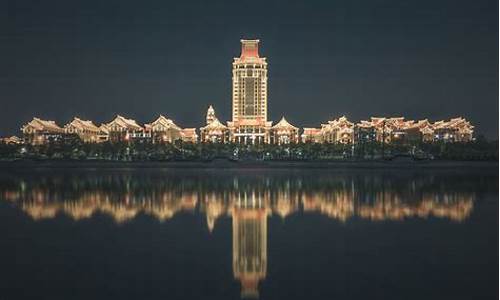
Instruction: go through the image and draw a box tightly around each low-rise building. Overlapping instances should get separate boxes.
[301,116,354,144]
[64,117,101,143]
[97,124,110,142]
[301,128,322,143]
[200,105,229,143]
[320,116,354,144]
[144,115,183,143]
[104,115,147,143]
[433,117,474,142]
[355,116,474,144]
[270,117,299,145]
[180,128,198,143]
[0,136,22,145]
[413,119,435,142]
[356,117,423,144]
[21,118,65,145]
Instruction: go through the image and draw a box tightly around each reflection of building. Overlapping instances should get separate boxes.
[0,174,480,299]
[202,192,228,232]
[21,117,65,145]
[232,193,268,298]
[228,40,272,144]
[5,178,475,224]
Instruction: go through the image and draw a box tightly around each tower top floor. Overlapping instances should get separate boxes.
[234,39,267,65]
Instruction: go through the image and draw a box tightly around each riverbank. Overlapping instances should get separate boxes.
[0,159,497,170]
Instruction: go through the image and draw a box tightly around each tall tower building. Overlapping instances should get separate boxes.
[228,39,272,144]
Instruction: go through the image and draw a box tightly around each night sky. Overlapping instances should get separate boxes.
[2,0,498,138]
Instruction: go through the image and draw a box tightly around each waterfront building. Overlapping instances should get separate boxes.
[180,128,198,143]
[371,117,406,143]
[0,136,22,144]
[320,116,355,144]
[433,117,474,142]
[12,38,476,147]
[97,124,110,142]
[356,117,426,144]
[144,115,183,143]
[64,117,101,143]
[228,40,272,144]
[354,122,377,144]
[355,117,474,144]
[270,117,299,145]
[104,115,148,143]
[200,105,229,143]
[300,116,354,144]
[21,117,64,145]
[301,128,322,143]
[413,119,435,142]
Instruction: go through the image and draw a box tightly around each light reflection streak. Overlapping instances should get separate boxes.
[0,173,478,298]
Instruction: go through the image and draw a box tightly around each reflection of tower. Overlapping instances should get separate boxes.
[232,192,267,298]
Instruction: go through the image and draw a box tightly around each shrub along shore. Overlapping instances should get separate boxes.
[0,137,497,163]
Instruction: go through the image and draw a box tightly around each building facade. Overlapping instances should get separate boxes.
[270,117,299,145]
[104,115,148,143]
[21,118,65,145]
[144,115,183,143]
[200,105,229,143]
[307,116,474,144]
[64,117,101,143]
[180,128,198,143]
[0,136,22,145]
[13,40,476,147]
[228,40,272,144]
[301,116,354,144]
[433,117,474,142]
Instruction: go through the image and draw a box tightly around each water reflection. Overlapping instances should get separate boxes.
[0,171,480,297]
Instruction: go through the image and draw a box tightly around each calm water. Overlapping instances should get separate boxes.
[0,167,497,300]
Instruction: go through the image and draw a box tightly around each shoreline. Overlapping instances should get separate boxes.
[0,159,497,170]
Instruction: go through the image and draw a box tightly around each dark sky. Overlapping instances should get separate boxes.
[2,0,498,138]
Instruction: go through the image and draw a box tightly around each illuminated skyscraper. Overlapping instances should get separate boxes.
[228,39,272,144]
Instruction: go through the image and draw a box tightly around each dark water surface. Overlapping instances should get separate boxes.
[0,167,497,300]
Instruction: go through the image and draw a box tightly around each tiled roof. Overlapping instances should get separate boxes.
[201,117,228,130]
[145,115,181,131]
[22,117,64,132]
[272,117,298,130]
[65,117,100,132]
[106,115,143,130]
